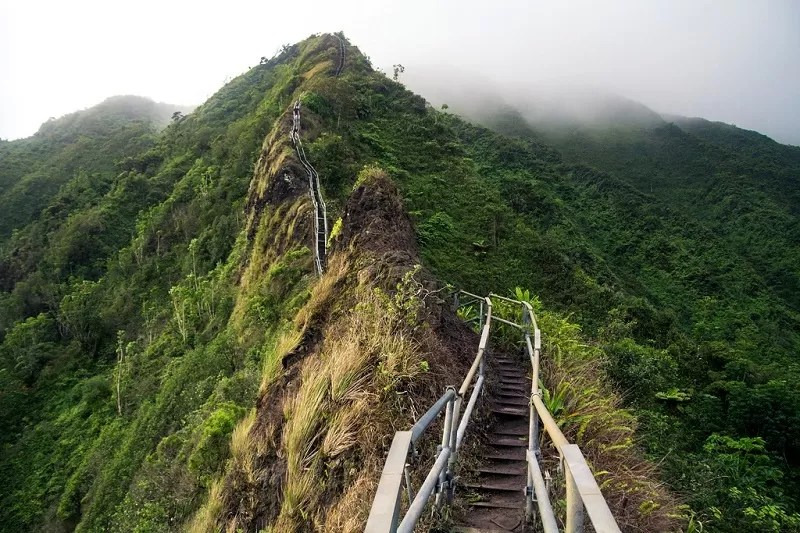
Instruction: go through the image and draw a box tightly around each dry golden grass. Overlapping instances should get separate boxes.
[293,254,349,330]
[272,278,424,531]
[260,329,303,395]
[184,477,225,533]
[323,468,381,532]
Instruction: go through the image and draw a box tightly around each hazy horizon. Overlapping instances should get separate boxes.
[2,0,798,145]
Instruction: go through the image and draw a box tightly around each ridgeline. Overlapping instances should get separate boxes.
[0,33,798,532]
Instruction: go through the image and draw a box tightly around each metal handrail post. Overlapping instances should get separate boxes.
[411,388,456,443]
[396,447,452,533]
[455,374,484,450]
[527,450,561,533]
[435,394,455,508]
[562,445,621,533]
[565,462,584,533]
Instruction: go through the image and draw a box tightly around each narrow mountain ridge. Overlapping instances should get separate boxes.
[0,32,797,533]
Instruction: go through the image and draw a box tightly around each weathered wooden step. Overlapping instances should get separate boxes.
[496,384,527,394]
[498,378,527,386]
[497,368,525,374]
[493,426,528,437]
[453,527,509,533]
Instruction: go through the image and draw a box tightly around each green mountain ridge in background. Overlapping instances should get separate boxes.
[0,33,798,532]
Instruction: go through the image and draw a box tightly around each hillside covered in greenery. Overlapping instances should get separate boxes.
[0,33,798,532]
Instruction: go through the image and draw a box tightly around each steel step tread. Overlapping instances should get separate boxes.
[492,427,528,437]
[494,397,528,407]
[464,482,522,492]
[468,501,522,510]
[489,436,529,447]
[475,465,527,476]
[490,406,528,416]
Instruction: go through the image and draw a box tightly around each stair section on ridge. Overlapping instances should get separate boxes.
[455,353,530,532]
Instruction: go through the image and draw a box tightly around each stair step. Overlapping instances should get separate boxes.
[494,397,528,407]
[464,482,522,493]
[498,375,527,382]
[475,465,526,476]
[493,426,528,437]
[491,406,527,417]
[496,392,527,400]
[480,451,526,462]
[497,368,524,374]
[481,446,526,461]
[453,526,508,533]
[489,436,528,447]
[497,374,526,382]
[469,501,522,510]
[496,385,527,394]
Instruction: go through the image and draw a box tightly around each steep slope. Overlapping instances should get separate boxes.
[465,100,800,531]
[0,96,192,245]
[0,32,797,533]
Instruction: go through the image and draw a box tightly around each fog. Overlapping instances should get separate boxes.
[1,0,798,144]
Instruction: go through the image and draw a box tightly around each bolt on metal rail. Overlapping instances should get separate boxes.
[364,290,622,533]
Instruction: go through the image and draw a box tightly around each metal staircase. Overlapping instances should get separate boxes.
[290,99,328,275]
[364,292,621,533]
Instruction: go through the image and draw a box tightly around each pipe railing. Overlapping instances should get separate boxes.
[365,291,620,533]
[364,293,492,533]
[488,293,621,533]
[291,99,328,275]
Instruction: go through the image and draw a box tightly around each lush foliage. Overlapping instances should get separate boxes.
[1,32,798,533]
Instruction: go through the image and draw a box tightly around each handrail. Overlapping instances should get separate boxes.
[457,297,492,397]
[410,388,455,443]
[291,99,328,275]
[365,290,620,533]
[487,293,620,533]
[364,292,492,533]
[527,450,560,533]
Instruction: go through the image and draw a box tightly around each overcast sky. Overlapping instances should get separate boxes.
[1,0,798,144]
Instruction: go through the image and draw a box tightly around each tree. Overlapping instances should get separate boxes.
[392,64,405,81]
[171,111,184,121]
[0,313,56,384]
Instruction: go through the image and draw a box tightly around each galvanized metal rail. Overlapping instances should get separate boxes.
[365,294,492,533]
[334,33,346,76]
[290,99,328,274]
[364,290,622,533]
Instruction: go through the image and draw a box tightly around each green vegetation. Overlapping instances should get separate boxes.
[0,32,798,532]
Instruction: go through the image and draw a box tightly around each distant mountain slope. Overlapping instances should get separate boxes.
[0,96,193,244]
